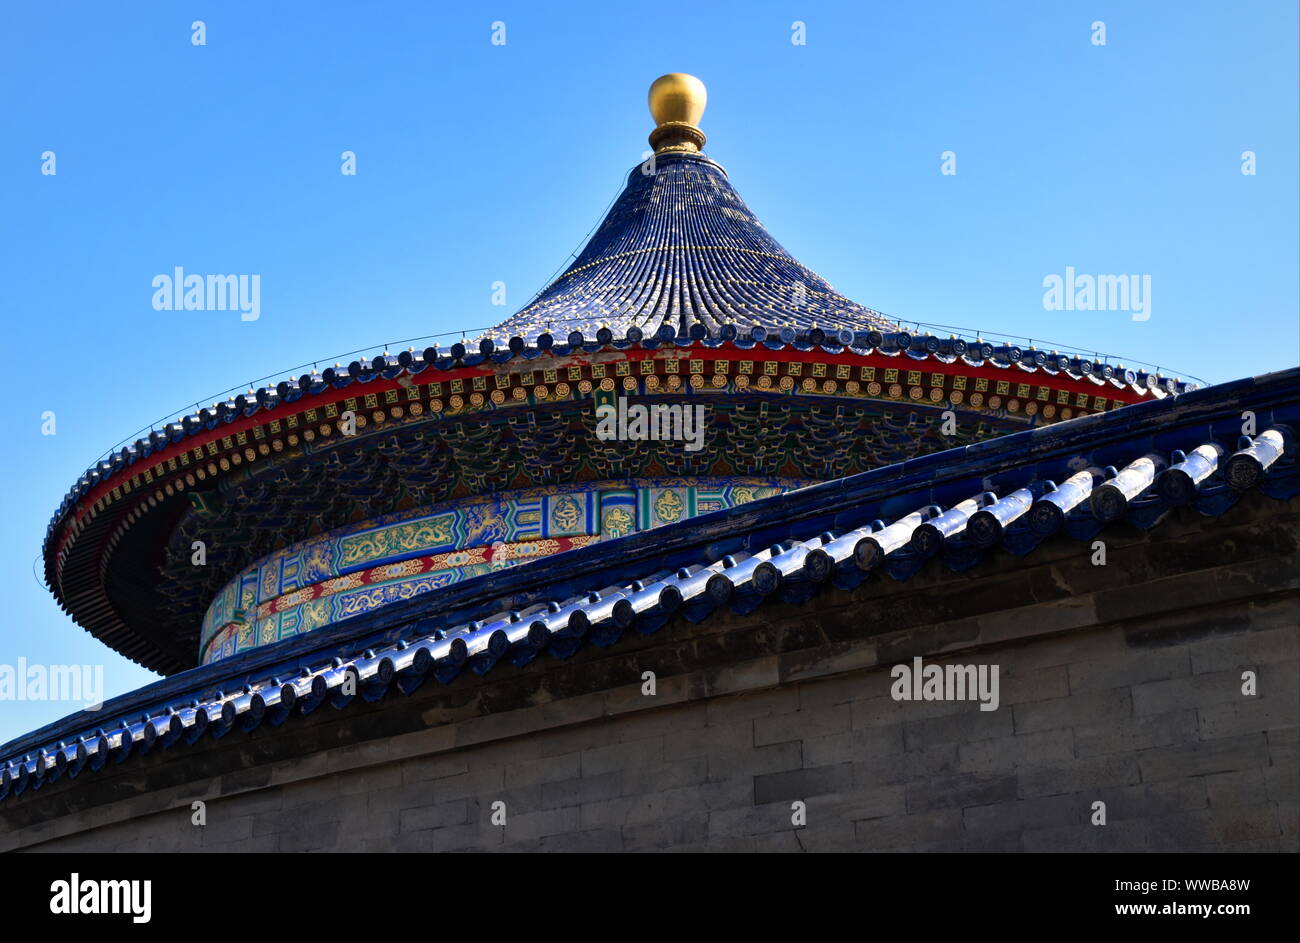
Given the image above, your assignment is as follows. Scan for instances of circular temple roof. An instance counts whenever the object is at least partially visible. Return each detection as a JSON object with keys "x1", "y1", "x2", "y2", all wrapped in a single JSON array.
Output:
[{"x1": 41, "y1": 74, "x2": 1184, "y2": 674}]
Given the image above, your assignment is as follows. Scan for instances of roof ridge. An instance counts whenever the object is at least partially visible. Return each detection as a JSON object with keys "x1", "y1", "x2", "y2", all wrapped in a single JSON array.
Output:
[{"x1": 7, "y1": 367, "x2": 1295, "y2": 772}]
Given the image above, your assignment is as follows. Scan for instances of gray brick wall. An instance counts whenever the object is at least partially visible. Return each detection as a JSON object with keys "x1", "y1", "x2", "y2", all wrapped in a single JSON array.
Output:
[
  {"x1": 8, "y1": 501, "x2": 1297, "y2": 853},
  {"x1": 23, "y1": 600, "x2": 1295, "y2": 853}
]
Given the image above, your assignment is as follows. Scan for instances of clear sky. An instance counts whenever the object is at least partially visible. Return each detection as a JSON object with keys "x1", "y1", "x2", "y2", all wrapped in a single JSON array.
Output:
[{"x1": 1, "y1": 0, "x2": 1296, "y2": 743}]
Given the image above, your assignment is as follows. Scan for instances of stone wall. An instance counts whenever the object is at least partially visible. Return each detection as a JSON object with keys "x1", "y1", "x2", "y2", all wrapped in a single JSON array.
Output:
[{"x1": 4, "y1": 495, "x2": 1297, "y2": 852}]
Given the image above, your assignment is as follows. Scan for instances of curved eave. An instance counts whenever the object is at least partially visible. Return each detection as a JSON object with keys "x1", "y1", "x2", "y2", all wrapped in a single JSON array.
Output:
[
  {"x1": 9, "y1": 366, "x2": 1296, "y2": 799},
  {"x1": 44, "y1": 330, "x2": 1188, "y2": 673}
]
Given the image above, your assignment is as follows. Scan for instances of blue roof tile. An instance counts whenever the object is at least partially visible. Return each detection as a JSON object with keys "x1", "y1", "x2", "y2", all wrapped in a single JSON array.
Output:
[
  {"x1": 5, "y1": 368, "x2": 1296, "y2": 799},
  {"x1": 486, "y1": 153, "x2": 895, "y2": 344}
]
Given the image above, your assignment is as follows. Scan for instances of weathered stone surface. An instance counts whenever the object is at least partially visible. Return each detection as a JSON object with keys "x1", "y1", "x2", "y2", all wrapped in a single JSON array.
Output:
[{"x1": 4, "y1": 495, "x2": 1296, "y2": 853}]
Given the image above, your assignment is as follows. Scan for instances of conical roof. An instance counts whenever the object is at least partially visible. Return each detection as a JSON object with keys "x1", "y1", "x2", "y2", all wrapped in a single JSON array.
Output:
[
  {"x1": 36, "y1": 74, "x2": 1185, "y2": 678},
  {"x1": 489, "y1": 76, "x2": 892, "y2": 343}
]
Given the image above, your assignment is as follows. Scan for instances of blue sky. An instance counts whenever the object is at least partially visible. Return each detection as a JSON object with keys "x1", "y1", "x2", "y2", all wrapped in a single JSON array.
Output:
[{"x1": 1, "y1": 0, "x2": 1296, "y2": 743}]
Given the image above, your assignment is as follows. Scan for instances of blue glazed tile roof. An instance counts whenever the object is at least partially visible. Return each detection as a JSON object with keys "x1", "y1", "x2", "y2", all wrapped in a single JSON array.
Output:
[
  {"x1": 4, "y1": 366, "x2": 1296, "y2": 799},
  {"x1": 41, "y1": 136, "x2": 1196, "y2": 675},
  {"x1": 43, "y1": 331, "x2": 1190, "y2": 603},
  {"x1": 486, "y1": 152, "x2": 896, "y2": 343},
  {"x1": 44, "y1": 330, "x2": 1191, "y2": 552}
]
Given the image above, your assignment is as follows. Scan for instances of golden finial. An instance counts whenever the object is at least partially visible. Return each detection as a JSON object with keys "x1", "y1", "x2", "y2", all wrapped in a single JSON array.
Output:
[{"x1": 648, "y1": 73, "x2": 707, "y2": 154}]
